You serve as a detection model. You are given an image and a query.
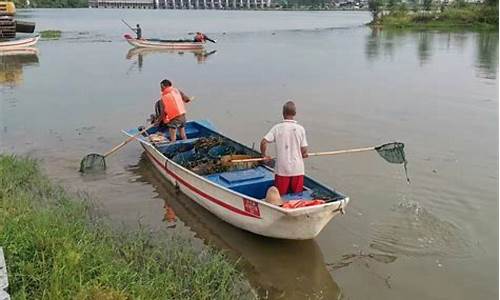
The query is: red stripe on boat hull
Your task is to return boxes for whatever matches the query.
[144,147,261,219]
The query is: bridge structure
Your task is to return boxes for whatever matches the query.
[88,0,272,9]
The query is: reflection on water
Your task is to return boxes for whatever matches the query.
[0,48,39,87]
[163,202,177,228]
[365,28,498,78]
[131,155,341,300]
[328,252,397,270]
[126,47,217,72]
[327,252,397,289]
[417,31,433,65]
[475,31,499,79]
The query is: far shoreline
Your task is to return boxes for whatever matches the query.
[367,3,498,31]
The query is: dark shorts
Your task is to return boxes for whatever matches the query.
[159,114,186,130]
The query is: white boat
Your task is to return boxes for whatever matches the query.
[124,120,349,240]
[124,34,204,50]
[0,35,39,50]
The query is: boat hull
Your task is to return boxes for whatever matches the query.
[131,122,349,240]
[0,35,39,50]
[125,36,204,50]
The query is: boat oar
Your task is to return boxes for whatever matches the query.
[205,37,216,43]
[231,142,410,182]
[80,124,154,173]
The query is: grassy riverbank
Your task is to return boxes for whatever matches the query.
[0,155,252,299]
[370,3,498,30]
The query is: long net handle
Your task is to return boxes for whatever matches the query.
[104,124,154,158]
[231,146,377,163]
[308,147,376,157]
[231,157,271,163]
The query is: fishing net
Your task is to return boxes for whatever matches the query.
[374,142,410,183]
[80,153,106,173]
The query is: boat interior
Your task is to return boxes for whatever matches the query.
[127,120,345,203]
[145,38,196,43]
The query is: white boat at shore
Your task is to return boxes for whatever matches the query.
[124,120,349,240]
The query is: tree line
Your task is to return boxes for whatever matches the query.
[368,0,498,26]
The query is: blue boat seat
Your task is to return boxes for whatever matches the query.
[184,126,200,139]
[204,166,274,199]
[145,124,200,141]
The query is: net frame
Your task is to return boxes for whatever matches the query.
[374,142,410,183]
[80,153,106,173]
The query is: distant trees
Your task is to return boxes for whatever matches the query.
[369,0,498,27]
[368,0,383,22]
[387,0,396,10]
[12,0,27,7]
[422,0,432,10]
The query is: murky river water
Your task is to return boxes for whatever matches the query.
[0,9,498,299]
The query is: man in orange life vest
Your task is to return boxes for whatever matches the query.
[155,79,191,142]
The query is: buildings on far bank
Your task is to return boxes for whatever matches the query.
[88,0,272,9]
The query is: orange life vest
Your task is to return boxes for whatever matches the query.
[161,86,186,123]
[281,199,325,209]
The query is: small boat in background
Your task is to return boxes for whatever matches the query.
[124,34,204,50]
[124,120,349,240]
[0,35,39,50]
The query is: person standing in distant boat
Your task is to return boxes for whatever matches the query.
[154,79,191,142]
[134,24,142,39]
[260,101,308,195]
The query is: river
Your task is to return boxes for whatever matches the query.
[0,9,498,299]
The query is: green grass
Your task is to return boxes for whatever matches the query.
[372,5,498,30]
[40,30,62,39]
[0,155,253,300]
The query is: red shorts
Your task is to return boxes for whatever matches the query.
[274,174,304,196]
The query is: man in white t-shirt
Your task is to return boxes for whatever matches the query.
[260,101,308,195]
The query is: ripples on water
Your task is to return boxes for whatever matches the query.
[370,200,473,258]
[365,28,498,79]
